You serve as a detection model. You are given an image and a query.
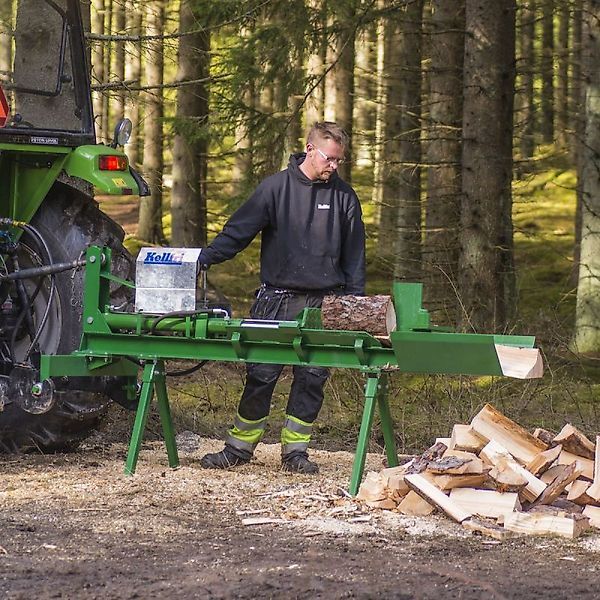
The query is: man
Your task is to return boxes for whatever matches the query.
[199,121,366,474]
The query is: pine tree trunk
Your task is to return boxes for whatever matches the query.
[573,0,600,353]
[113,0,126,119]
[232,24,254,197]
[354,26,375,166]
[101,0,112,139]
[324,14,337,121]
[571,0,584,284]
[459,0,516,332]
[519,0,536,162]
[391,0,424,282]
[284,34,305,163]
[124,0,142,169]
[333,0,356,183]
[556,1,570,146]
[91,0,106,141]
[571,0,584,158]
[375,15,399,274]
[371,0,388,232]
[0,0,12,78]
[170,0,210,248]
[422,0,464,324]
[541,0,555,143]
[138,0,165,244]
[305,0,326,127]
[259,82,282,178]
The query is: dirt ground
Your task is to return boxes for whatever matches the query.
[3,430,600,600]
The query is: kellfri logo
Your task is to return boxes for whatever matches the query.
[143,251,184,265]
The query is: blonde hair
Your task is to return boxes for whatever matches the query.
[307,122,349,152]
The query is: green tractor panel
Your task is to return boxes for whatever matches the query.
[0,0,148,452]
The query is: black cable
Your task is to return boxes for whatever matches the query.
[9,275,44,365]
[149,310,199,335]
[0,259,86,280]
[124,356,143,367]
[20,223,56,360]
[123,355,207,377]
[166,361,208,377]
[0,220,58,362]
[149,309,225,335]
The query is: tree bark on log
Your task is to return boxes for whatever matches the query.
[321,295,396,336]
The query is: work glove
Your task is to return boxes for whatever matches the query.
[198,252,211,271]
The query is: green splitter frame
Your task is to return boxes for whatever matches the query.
[40,246,543,494]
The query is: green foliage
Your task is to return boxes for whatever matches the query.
[513,168,577,337]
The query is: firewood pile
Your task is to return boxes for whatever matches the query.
[357,403,600,540]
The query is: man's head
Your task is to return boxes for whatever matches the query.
[301,121,348,181]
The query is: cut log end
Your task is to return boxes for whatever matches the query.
[494,344,544,379]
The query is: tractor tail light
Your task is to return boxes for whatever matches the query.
[0,86,9,128]
[99,155,128,171]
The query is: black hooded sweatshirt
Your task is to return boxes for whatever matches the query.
[201,153,366,294]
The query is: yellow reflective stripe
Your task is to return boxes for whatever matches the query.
[285,414,313,428]
[281,415,312,454]
[281,426,311,448]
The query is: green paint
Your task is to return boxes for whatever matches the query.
[0,142,144,232]
[63,145,140,194]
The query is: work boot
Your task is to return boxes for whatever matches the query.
[200,446,250,469]
[281,452,319,474]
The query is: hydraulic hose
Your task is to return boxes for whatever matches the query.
[0,219,58,362]
[0,258,86,281]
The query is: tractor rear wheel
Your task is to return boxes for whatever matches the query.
[0,183,133,453]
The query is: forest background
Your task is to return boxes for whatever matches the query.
[2,0,600,451]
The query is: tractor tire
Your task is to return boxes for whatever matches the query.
[0,183,134,453]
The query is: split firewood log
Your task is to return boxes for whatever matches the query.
[583,505,600,528]
[553,424,596,460]
[488,458,528,493]
[566,479,600,507]
[529,461,583,508]
[405,441,448,474]
[405,473,472,523]
[398,491,435,516]
[533,427,556,446]
[463,517,512,540]
[449,488,521,519]
[357,471,387,502]
[558,449,594,480]
[449,424,486,453]
[471,403,547,465]
[321,294,396,337]
[479,440,546,503]
[443,449,485,474]
[429,473,489,491]
[525,444,562,477]
[427,456,473,475]
[504,511,590,539]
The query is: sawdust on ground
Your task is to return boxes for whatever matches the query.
[3,430,600,598]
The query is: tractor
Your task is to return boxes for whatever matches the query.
[0,0,147,452]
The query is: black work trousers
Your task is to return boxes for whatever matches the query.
[237,286,330,425]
